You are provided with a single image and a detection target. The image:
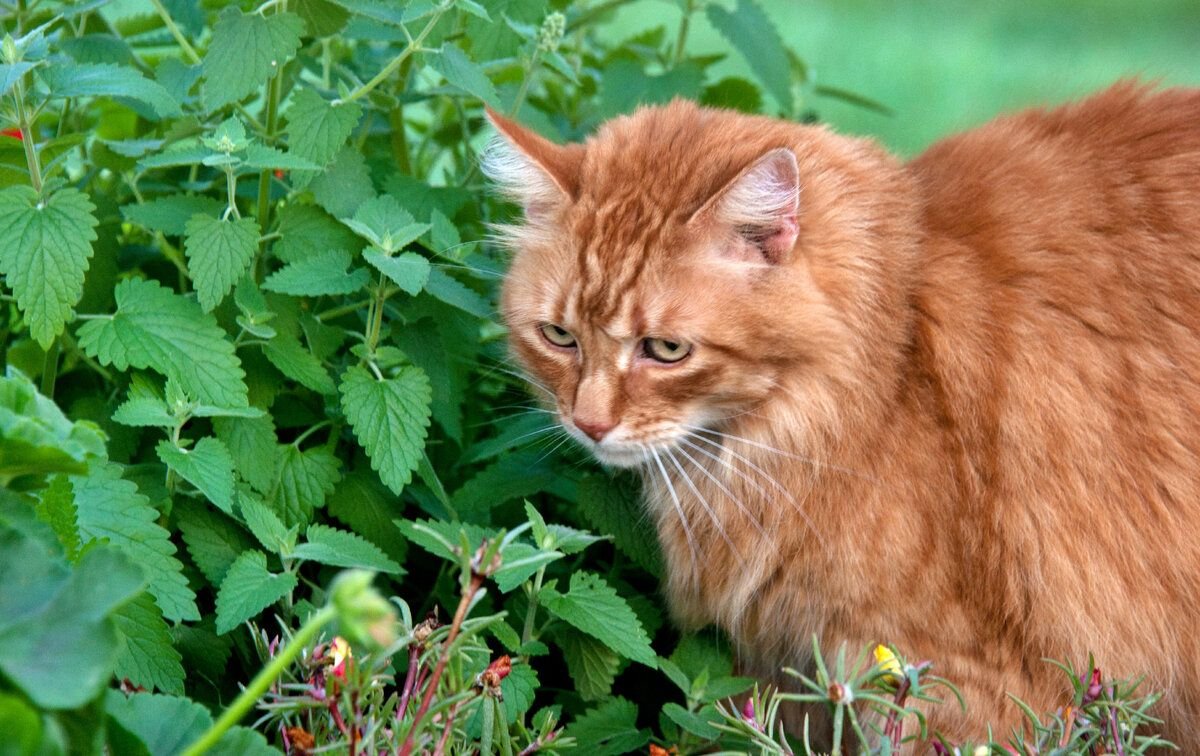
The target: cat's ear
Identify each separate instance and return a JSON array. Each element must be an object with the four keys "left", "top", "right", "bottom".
[
  {"left": 689, "top": 147, "right": 800, "bottom": 264},
  {"left": 482, "top": 107, "right": 584, "bottom": 220}
]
